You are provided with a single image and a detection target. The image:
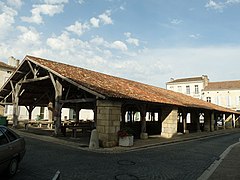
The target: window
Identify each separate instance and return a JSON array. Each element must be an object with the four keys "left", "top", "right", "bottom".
[
  {"left": 177, "top": 86, "right": 182, "bottom": 92},
  {"left": 1, "top": 127, "right": 18, "bottom": 142},
  {"left": 186, "top": 86, "right": 190, "bottom": 94},
  {"left": 194, "top": 85, "right": 199, "bottom": 94},
  {"left": 0, "top": 130, "right": 8, "bottom": 145},
  {"left": 207, "top": 97, "right": 211, "bottom": 102}
]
